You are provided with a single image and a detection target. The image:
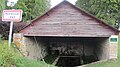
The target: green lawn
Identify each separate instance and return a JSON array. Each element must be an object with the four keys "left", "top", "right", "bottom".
[
  {"left": 118, "top": 35, "right": 120, "bottom": 62},
  {"left": 84, "top": 35, "right": 120, "bottom": 67},
  {"left": 16, "top": 58, "right": 55, "bottom": 67}
]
